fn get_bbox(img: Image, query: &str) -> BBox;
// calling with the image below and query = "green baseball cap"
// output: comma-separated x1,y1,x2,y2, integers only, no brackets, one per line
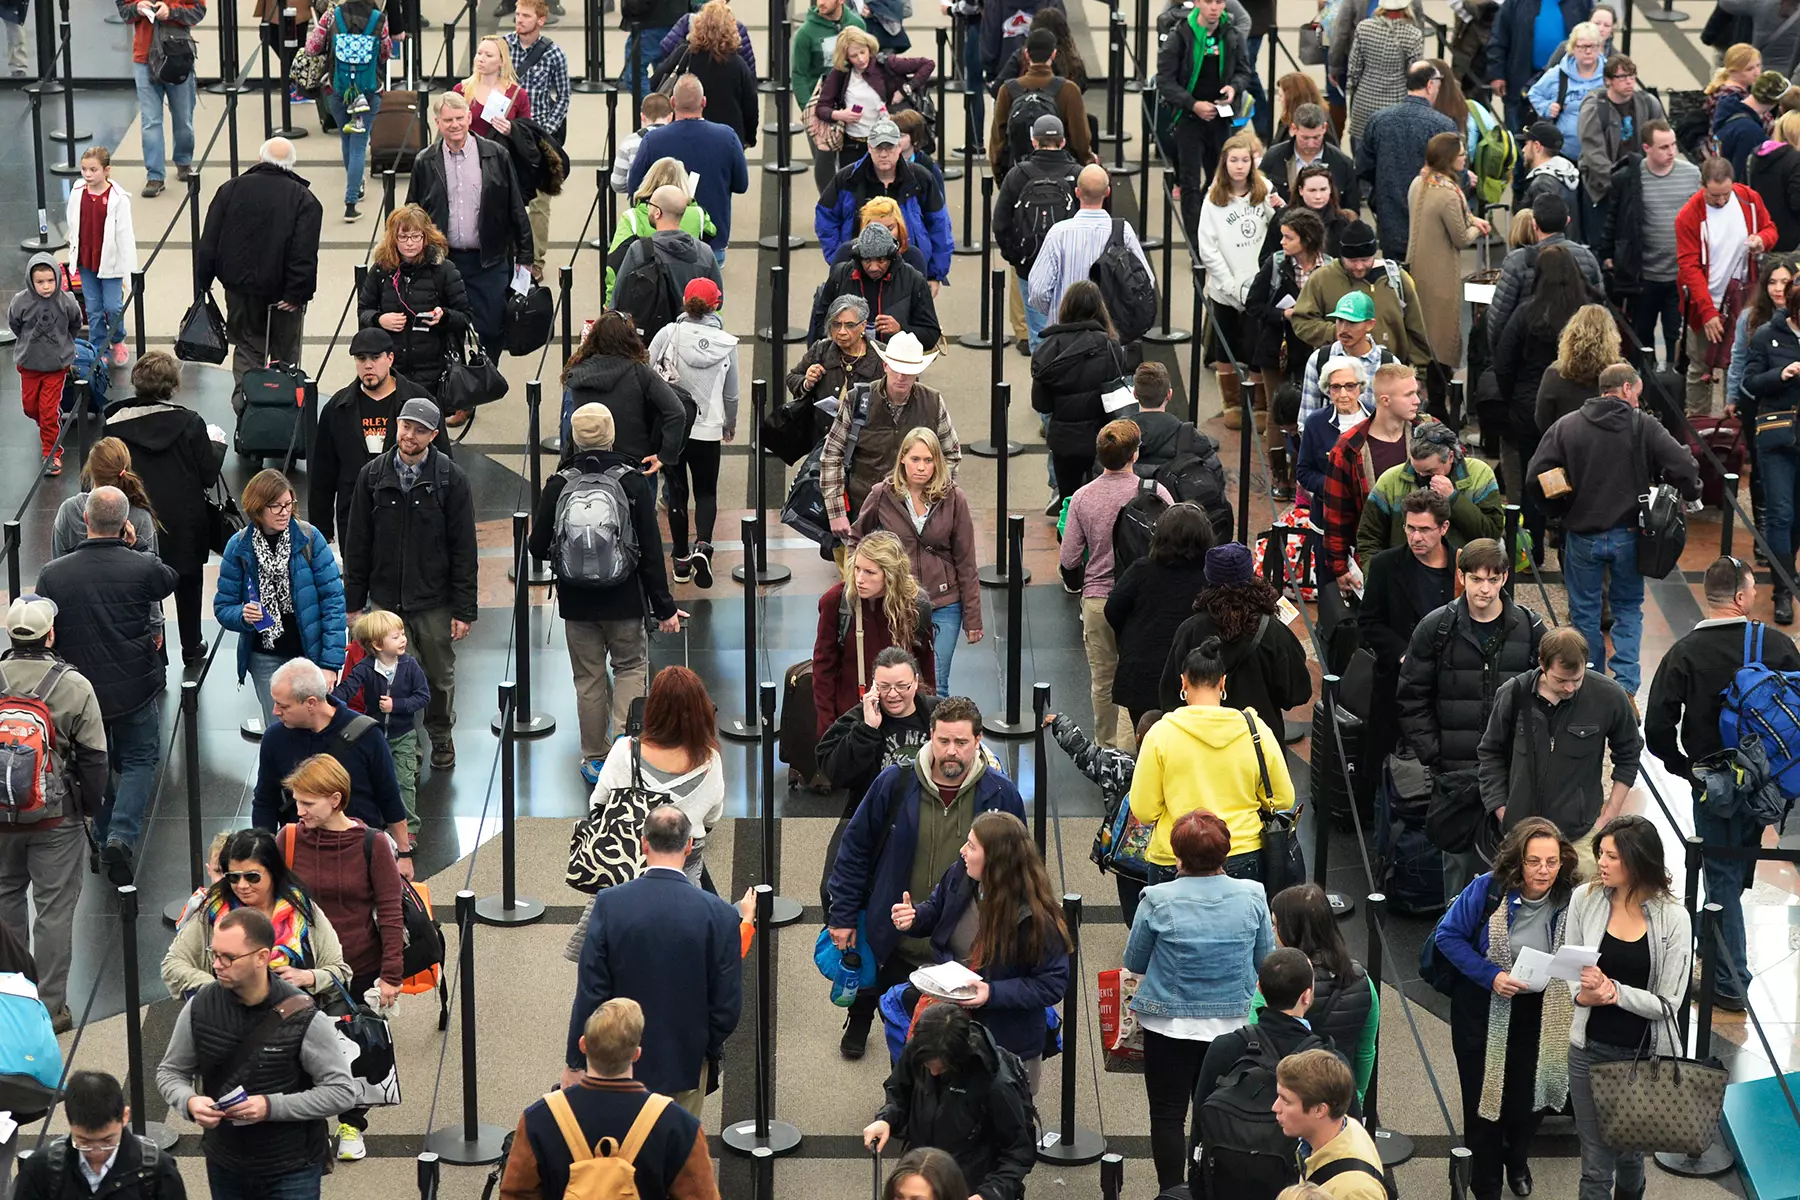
1329,292,1375,322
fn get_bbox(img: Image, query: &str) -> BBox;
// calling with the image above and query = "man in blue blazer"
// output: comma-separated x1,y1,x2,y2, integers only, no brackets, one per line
563,806,743,1115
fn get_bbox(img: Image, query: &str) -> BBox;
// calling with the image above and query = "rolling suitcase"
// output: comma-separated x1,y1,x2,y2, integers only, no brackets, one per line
234,307,310,465
1688,415,1745,509
778,658,823,788
370,61,424,175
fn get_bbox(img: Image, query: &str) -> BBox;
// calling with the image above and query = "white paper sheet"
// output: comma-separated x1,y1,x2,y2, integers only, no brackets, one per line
1276,294,1297,311
510,265,534,296
480,89,512,127
1510,944,1602,992
1102,383,1137,413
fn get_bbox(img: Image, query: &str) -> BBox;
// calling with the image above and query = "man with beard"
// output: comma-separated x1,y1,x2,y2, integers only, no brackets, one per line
309,329,444,543
807,222,941,348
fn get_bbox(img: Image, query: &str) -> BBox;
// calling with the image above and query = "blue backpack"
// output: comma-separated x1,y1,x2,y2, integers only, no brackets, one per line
0,972,63,1090
331,5,383,98
1719,620,1800,799
69,337,109,407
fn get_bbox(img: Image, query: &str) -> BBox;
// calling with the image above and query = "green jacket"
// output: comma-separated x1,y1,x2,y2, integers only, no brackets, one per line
603,201,717,306
1356,454,1504,566
791,4,867,112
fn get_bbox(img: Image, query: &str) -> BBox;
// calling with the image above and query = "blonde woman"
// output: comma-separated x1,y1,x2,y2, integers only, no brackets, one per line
833,194,929,278
1408,133,1491,376
1194,131,1276,430
816,27,932,162
604,156,716,305
812,529,937,736
1509,208,1540,250
672,0,759,147
356,204,473,397
452,35,529,140
851,428,982,692
1536,303,1622,430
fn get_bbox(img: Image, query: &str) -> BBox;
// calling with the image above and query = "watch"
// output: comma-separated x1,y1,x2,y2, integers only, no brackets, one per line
396,849,414,858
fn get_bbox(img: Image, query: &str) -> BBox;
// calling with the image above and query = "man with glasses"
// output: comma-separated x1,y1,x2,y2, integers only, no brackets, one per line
1576,53,1663,241
13,1070,187,1200
249,658,413,875
157,907,357,1200
308,328,445,544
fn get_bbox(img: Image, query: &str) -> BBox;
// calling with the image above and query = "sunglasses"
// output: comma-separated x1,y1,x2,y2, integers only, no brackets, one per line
224,870,265,886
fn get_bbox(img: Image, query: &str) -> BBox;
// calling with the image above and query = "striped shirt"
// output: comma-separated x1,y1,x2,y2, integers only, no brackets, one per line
443,142,481,250
506,32,571,136
1026,208,1152,322
1638,158,1700,283
1298,341,1387,427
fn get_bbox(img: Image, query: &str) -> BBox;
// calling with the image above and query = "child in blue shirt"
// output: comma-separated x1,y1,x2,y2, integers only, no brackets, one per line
332,610,431,835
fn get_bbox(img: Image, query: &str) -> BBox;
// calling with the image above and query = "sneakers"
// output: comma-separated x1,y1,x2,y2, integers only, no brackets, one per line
337,1124,367,1161
100,839,134,886
345,203,362,222
50,1004,72,1034
690,542,714,588
431,738,456,770
111,341,129,367
671,555,693,583
840,1012,872,1059
44,452,62,478
176,164,196,180
288,85,313,104
1043,494,1062,517
141,179,165,198
580,757,604,787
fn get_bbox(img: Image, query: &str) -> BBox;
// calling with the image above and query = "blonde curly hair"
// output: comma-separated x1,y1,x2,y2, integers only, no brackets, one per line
846,530,922,649
1553,304,1622,387
689,0,740,61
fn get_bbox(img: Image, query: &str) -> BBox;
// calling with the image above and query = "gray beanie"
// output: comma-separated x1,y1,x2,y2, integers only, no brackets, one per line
855,222,899,259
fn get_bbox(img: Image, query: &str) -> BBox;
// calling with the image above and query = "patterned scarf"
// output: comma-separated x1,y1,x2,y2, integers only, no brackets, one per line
1478,894,1573,1121
202,892,313,970
251,525,293,650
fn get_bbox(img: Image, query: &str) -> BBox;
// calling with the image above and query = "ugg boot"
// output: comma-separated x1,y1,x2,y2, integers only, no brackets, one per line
1220,373,1243,431
1252,380,1270,436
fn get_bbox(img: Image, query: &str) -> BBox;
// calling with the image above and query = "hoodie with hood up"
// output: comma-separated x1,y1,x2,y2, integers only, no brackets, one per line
1522,152,1584,226
648,311,740,441
7,254,83,373
560,351,690,468
1128,704,1296,867
1528,396,1701,534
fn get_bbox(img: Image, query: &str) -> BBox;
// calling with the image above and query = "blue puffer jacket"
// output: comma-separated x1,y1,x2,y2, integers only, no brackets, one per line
213,519,348,682
908,857,1071,1060
814,154,955,283
1431,871,1570,991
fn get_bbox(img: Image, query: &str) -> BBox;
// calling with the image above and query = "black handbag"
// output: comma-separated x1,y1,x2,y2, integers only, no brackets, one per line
1424,765,1484,854
1632,411,1687,580
502,284,553,356
204,473,247,554
1248,711,1305,892
439,330,509,412
781,438,834,546
175,293,230,365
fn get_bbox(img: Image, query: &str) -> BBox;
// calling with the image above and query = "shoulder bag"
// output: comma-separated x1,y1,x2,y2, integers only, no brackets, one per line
564,738,664,893
1633,410,1687,580
438,328,510,413
1251,710,1306,893
1587,996,1728,1157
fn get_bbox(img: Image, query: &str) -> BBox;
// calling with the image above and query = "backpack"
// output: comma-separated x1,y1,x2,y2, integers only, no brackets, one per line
1002,77,1063,173
1719,620,1800,802
542,1088,671,1200
1110,476,1168,578
613,248,681,343
1192,1028,1326,1200
149,18,196,85
331,4,384,97
0,971,62,1089
1089,219,1158,344
0,661,71,827
1418,874,1504,995
997,161,1078,270
553,463,640,587
1144,448,1231,539
70,337,110,405
1468,102,1516,207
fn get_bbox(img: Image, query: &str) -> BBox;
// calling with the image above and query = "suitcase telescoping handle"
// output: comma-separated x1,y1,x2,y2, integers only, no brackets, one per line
871,1143,880,1200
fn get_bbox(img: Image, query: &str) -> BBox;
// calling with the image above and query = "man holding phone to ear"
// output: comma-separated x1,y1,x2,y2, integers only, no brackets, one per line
156,907,357,1200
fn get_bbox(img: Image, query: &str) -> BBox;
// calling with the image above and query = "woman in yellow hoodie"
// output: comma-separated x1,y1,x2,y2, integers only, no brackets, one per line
1129,632,1297,885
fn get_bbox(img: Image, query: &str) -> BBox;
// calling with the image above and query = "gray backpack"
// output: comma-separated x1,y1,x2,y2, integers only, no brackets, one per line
552,464,639,586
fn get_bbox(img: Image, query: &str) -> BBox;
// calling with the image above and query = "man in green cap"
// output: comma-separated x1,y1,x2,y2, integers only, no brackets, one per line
1295,290,1397,426
1289,217,1434,371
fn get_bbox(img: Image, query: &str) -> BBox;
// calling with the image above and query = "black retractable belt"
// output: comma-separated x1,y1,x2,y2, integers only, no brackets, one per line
424,890,509,1163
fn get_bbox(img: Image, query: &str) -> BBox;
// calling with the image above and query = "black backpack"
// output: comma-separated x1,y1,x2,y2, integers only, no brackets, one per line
1145,448,1232,541
1089,218,1157,344
997,161,1078,270
1002,77,1063,172
1192,1028,1327,1200
503,283,554,356
1111,476,1168,577
150,19,196,84
614,248,681,344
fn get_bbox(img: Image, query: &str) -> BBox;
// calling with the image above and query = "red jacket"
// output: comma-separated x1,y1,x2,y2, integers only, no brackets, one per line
1675,183,1776,331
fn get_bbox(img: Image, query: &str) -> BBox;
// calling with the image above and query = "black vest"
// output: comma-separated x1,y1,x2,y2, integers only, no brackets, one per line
188,976,325,1175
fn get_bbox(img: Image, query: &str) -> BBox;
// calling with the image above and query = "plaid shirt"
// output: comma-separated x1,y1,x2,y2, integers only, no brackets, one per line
506,32,570,135
818,379,960,524
1319,415,1422,580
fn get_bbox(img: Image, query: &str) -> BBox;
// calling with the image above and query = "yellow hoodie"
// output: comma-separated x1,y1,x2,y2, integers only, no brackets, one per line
1128,705,1296,867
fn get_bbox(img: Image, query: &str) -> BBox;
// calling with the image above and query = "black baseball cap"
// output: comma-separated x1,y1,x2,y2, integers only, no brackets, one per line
349,328,394,357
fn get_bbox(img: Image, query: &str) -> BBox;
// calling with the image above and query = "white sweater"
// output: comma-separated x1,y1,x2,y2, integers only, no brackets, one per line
64,181,139,279
1195,190,1274,310
588,738,726,843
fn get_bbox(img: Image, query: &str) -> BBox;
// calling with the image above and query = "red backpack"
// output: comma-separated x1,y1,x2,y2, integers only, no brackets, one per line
0,663,71,825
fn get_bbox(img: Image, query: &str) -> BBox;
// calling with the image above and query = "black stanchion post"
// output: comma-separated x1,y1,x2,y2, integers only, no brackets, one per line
985,516,1034,737
1503,504,1521,599
1641,0,1688,22
47,0,87,174
383,168,398,220
1236,361,1251,543
956,98,979,254
272,7,309,138
722,884,804,1154
572,0,613,91
207,0,244,91
628,22,643,127
1031,683,1050,853
492,515,556,736
1678,834,1703,1047
1132,0,1150,97
765,80,807,174
164,682,204,924
478,683,546,924
1361,893,1415,1165
1101,1153,1126,1200
756,681,804,926
228,83,241,177
417,1154,441,1200
1450,1147,1474,1200
117,886,180,1149
261,24,275,138
1037,893,1106,1163
1654,902,1735,1176
757,264,803,346
187,171,204,299
961,177,996,347
132,271,148,357
966,267,1019,452
1106,12,1130,174
1722,475,1738,557
1136,86,1160,251
1143,177,1190,343
936,26,961,181
977,382,1029,585
732,381,792,586
759,149,805,247
1316,675,1355,918
558,264,575,371
1187,272,1205,422
722,514,764,739
4,522,20,601
513,383,554,584
21,86,67,253
425,892,509,1162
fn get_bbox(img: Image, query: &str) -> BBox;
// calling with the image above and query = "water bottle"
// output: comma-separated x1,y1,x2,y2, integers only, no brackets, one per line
831,947,864,1007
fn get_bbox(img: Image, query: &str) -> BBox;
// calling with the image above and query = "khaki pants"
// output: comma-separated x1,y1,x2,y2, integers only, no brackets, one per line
671,1065,706,1118
1009,269,1028,343
1081,597,1133,751
1684,325,1717,417
565,617,650,760
527,190,553,273
399,605,457,747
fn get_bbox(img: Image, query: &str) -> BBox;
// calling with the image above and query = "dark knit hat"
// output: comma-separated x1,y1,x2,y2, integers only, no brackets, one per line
1204,542,1255,587
1338,220,1378,258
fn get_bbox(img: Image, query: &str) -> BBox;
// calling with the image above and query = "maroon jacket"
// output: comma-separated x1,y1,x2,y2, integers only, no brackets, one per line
812,581,937,738
852,481,984,628
285,821,405,986
815,54,934,119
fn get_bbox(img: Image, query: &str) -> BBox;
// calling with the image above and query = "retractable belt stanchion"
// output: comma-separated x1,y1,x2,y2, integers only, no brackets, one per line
118,886,180,1150
1316,675,1355,918
188,172,205,299
757,262,804,345
1503,505,1520,600
572,0,614,92
759,0,780,92
960,177,997,350
1101,1153,1126,1200
1640,0,1688,23
383,169,398,220
936,27,961,181
970,267,1020,455
1187,273,1206,422
1142,174,1189,343
4,523,20,599
478,682,546,924
208,0,247,92
425,891,509,1162
545,267,571,454
22,84,68,253
511,383,555,584
1104,12,1131,176
1235,361,1251,543
47,0,88,172
492,515,556,736
628,22,643,127
764,80,808,177
417,1154,441,1200
272,7,309,139
756,681,804,926
977,382,1029,586
165,681,204,923
132,270,148,357
732,382,792,586
1722,475,1739,556
722,884,804,1154
1450,1146,1474,1200
1037,894,1106,1164
761,24,802,135
1031,683,1050,853
984,516,1034,738
955,99,980,255
759,110,805,246
1361,893,1415,1165
261,23,275,139
1136,90,1160,252
1656,901,1735,1177
722,514,766,739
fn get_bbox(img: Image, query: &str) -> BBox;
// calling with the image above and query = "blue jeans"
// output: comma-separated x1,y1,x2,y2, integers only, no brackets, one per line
206,1162,322,1200
246,649,283,726
1024,295,1049,351
622,25,671,100
1692,794,1758,1001
1562,525,1646,695
76,268,125,348
1759,443,1798,588
132,61,196,183
328,89,383,204
930,601,962,695
961,19,985,144
98,696,162,851
1568,1040,1647,1200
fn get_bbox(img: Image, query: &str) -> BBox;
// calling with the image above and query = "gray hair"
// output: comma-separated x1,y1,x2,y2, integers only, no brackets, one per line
259,138,297,170
1321,356,1367,386
435,91,471,115
1409,423,1458,463
271,657,330,703
1292,103,1328,130
643,804,692,853
85,487,129,536
827,294,870,325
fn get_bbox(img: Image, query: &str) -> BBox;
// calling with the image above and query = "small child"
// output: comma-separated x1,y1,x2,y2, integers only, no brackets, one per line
332,610,431,836
7,254,83,475
64,147,137,370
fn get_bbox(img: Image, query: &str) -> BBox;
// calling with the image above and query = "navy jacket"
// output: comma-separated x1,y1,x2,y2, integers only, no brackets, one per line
1432,871,1570,991
826,763,1027,967
564,866,744,1095
251,705,407,832
908,857,1069,1060
1487,0,1594,95
330,653,431,740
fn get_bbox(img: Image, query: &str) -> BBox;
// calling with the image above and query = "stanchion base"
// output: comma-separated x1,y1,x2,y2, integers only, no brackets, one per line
756,325,809,344
757,234,805,250
731,563,793,585
164,897,194,926
241,716,267,741
760,121,804,135
474,894,546,926
269,126,311,139
958,332,995,349
540,433,563,455
1142,326,1192,345
1036,1125,1106,1165
49,162,84,178
48,128,93,143
572,78,618,93
1371,1128,1414,1166
507,560,555,585
718,713,763,741
423,1123,510,1165
20,235,70,253
1093,129,1134,145
983,713,1037,739
721,1119,803,1156
767,895,804,927
942,164,964,181
952,245,984,257
206,78,254,94
1283,719,1308,745
762,161,809,176
1141,235,1165,252
1639,7,1689,19
968,439,1024,458
137,1122,180,1152
1106,162,1135,179
1326,890,1356,919
977,565,1031,587
1655,1143,1734,1177
491,711,558,738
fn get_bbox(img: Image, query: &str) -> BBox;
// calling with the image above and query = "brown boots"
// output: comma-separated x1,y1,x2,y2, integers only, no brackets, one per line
1220,372,1244,430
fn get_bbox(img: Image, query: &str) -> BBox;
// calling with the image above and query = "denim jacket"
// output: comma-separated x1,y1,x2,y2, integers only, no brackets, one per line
1123,873,1274,1019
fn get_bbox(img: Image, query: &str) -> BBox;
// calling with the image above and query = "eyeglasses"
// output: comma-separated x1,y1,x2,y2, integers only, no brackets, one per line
266,499,295,514
830,319,863,330
70,1139,120,1154
873,681,915,694
1607,71,1635,80
395,230,426,241
210,948,258,966
224,870,265,886
1325,381,1362,392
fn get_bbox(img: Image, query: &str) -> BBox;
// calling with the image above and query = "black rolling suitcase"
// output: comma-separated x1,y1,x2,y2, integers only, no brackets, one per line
233,306,310,466
779,659,824,788
1310,698,1370,833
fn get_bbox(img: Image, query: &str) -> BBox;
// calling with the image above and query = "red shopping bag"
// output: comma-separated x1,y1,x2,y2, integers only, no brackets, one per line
1097,968,1145,1073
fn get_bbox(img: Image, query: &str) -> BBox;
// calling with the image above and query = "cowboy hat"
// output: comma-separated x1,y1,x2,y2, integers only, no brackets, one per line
873,331,938,375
